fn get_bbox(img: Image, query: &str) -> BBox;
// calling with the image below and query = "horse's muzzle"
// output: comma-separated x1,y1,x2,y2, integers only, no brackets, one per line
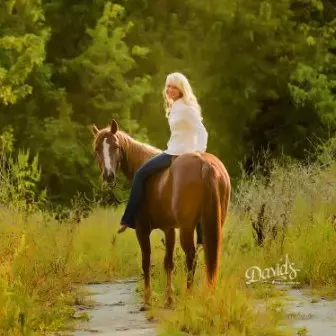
103,171,115,184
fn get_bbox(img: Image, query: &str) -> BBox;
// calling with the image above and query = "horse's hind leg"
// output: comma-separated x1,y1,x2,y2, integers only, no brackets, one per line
180,228,196,289
164,228,175,307
136,226,151,310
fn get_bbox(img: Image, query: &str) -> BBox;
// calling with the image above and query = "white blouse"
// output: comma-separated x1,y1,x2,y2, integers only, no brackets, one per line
164,99,208,155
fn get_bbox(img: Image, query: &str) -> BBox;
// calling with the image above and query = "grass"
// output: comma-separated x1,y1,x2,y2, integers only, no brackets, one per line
1,159,336,335
0,205,146,335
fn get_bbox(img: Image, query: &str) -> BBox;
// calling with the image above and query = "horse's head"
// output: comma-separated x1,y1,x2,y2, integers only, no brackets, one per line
92,119,123,184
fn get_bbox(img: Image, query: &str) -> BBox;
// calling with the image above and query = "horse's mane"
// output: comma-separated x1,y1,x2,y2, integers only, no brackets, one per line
118,131,161,157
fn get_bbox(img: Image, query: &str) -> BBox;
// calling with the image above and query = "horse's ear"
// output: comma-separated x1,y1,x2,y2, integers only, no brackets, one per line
110,119,119,134
91,125,99,136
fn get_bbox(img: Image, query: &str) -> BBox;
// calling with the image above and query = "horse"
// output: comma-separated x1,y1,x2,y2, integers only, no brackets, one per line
91,119,231,309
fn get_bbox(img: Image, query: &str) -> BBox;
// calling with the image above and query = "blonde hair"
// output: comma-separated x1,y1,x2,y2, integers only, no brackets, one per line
162,72,201,118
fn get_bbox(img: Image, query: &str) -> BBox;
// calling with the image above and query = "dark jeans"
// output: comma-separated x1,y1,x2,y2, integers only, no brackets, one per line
121,152,173,228
120,152,203,244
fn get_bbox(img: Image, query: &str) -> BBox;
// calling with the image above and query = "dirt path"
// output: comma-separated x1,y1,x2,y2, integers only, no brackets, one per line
73,279,156,336
284,288,336,335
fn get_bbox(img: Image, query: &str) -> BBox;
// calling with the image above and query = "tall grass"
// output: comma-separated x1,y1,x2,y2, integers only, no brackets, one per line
232,160,336,288
0,206,132,335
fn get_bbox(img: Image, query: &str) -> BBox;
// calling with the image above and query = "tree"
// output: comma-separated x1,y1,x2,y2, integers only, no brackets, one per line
0,0,49,105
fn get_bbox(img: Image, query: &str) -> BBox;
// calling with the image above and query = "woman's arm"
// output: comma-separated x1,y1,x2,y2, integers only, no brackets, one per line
181,105,208,152
197,121,208,152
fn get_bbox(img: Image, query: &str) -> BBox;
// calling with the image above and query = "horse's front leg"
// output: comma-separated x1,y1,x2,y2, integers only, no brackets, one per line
136,225,151,311
164,228,175,307
180,228,196,289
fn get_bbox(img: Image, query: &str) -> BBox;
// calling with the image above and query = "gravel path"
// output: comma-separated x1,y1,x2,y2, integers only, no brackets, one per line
72,279,336,336
285,288,336,335
73,279,156,336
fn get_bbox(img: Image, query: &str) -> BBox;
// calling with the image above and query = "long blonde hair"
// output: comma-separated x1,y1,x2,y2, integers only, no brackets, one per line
162,72,202,118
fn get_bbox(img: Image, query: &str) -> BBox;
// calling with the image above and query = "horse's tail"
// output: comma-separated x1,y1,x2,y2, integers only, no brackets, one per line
201,160,222,286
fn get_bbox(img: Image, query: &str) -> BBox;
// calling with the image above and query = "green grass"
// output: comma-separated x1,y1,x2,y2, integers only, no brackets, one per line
1,160,336,335
0,206,148,335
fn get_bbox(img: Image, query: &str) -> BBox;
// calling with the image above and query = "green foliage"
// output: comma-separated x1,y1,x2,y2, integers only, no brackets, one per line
0,0,151,205
0,0,336,205
0,0,50,105
65,2,151,131
119,0,336,175
34,115,94,203
289,63,336,123
0,127,46,210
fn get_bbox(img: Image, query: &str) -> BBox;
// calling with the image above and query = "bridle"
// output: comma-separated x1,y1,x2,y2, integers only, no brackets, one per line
94,138,127,186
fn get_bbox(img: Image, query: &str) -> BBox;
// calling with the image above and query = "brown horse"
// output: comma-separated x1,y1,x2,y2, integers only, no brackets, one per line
92,119,231,308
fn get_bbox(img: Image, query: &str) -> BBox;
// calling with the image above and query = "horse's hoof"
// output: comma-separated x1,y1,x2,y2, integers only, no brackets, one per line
164,298,173,309
140,304,150,311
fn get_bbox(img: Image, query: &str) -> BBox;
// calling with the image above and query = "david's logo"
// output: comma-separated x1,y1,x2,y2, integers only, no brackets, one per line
245,254,300,285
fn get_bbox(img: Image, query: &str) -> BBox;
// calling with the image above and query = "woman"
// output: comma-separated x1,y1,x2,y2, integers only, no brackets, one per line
118,72,208,243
